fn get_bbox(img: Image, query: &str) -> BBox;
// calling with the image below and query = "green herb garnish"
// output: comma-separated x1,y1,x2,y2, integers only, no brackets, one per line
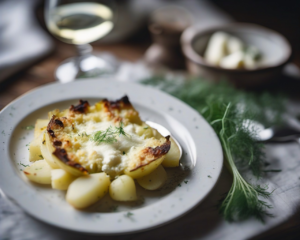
39,155,43,158
22,125,34,130
19,163,29,167
143,76,286,222
216,103,273,222
111,205,118,212
92,122,129,144
124,212,133,217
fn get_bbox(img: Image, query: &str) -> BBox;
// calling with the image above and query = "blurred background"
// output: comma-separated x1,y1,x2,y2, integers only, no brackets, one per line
0,0,299,109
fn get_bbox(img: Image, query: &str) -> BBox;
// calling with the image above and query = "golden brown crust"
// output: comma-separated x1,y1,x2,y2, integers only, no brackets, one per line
100,95,142,124
46,96,168,176
53,148,88,174
102,95,132,111
130,136,171,172
47,115,88,174
69,100,89,114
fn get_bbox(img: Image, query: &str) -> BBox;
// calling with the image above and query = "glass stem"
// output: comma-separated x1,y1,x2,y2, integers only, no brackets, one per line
74,44,93,75
76,44,93,57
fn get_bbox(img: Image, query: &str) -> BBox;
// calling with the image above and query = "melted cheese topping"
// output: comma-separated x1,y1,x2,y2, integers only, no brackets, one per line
48,98,167,179
74,120,146,177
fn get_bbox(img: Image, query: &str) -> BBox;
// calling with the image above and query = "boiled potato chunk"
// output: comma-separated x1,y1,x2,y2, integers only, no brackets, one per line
34,119,49,138
29,135,43,162
137,165,167,190
40,133,60,169
109,175,137,201
162,138,181,167
51,169,76,190
23,160,52,184
66,173,110,209
124,155,165,179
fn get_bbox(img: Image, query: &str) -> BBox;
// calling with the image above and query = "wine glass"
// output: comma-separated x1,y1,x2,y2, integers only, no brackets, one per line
45,0,116,83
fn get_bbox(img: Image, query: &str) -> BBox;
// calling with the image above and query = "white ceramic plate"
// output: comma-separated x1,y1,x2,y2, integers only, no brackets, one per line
0,79,223,234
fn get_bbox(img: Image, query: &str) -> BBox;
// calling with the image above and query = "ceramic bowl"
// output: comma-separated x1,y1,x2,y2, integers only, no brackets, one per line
181,23,292,88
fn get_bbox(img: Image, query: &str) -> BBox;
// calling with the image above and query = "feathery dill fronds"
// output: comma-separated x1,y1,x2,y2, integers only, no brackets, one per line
91,122,129,144
142,76,286,221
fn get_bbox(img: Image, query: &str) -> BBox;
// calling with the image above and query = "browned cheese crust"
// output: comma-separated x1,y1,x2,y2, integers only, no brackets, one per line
69,100,89,114
101,96,143,125
47,96,169,175
47,114,89,174
130,136,171,171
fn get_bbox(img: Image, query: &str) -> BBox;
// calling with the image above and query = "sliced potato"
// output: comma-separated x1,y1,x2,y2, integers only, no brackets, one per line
23,160,52,184
136,124,153,138
66,173,110,209
124,137,170,179
34,119,49,138
51,169,76,190
137,165,167,190
125,155,165,179
40,133,60,169
162,138,181,167
109,175,137,201
29,135,43,162
152,128,163,139
45,132,86,176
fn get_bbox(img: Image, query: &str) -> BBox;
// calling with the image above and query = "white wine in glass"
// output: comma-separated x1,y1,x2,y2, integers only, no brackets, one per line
45,0,116,83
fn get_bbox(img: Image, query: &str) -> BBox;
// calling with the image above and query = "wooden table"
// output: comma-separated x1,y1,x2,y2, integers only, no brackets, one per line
0,40,149,110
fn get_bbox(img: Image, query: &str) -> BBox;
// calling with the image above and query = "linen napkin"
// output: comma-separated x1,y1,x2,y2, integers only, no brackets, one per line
0,0,54,83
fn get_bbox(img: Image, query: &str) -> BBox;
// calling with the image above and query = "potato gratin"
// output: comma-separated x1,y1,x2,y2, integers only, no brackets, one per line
23,96,181,209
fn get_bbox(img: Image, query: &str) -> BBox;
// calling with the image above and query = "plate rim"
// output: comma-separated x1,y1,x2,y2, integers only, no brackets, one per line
0,79,223,235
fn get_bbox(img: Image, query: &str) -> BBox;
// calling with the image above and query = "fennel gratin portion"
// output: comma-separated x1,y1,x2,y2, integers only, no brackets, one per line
23,96,181,209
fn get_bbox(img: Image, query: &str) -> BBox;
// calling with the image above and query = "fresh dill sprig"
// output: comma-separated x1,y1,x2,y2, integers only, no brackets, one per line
92,126,118,144
142,76,286,222
216,103,273,221
114,122,130,138
91,122,129,144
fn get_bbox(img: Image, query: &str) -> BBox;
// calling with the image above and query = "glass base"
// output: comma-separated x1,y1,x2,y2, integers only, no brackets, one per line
55,54,115,83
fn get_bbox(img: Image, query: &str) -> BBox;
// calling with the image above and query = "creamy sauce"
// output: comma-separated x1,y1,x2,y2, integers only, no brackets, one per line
74,120,145,177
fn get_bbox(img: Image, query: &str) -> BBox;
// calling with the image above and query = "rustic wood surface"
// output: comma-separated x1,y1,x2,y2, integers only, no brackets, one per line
0,40,148,110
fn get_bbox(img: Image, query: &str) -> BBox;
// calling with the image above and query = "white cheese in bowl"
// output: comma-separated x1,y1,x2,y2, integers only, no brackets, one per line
204,31,262,69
